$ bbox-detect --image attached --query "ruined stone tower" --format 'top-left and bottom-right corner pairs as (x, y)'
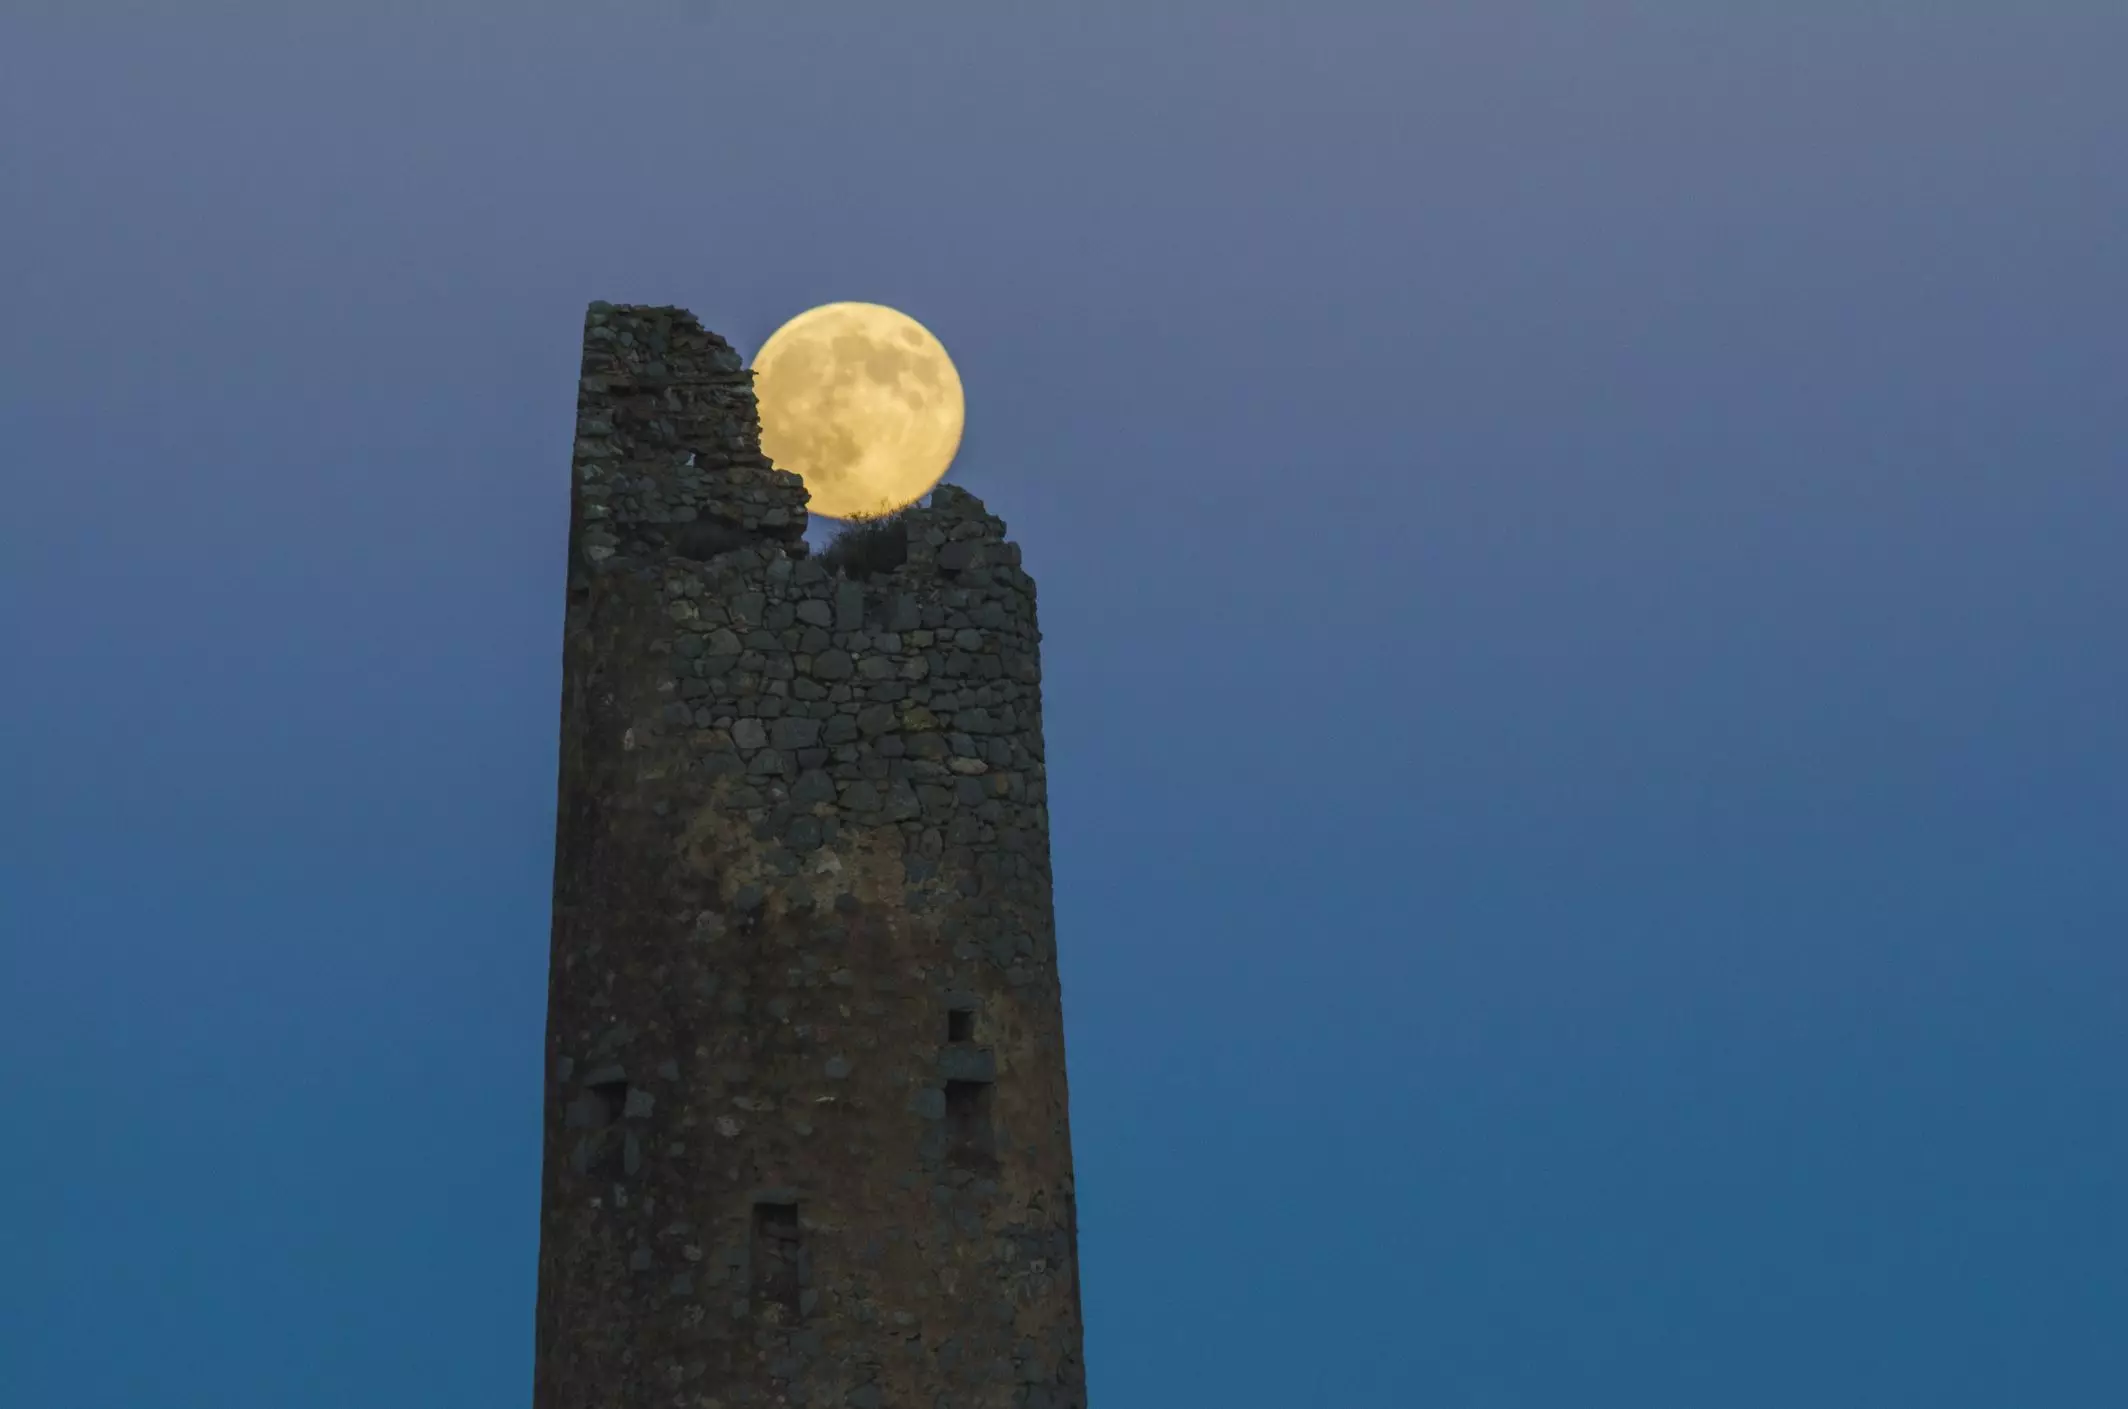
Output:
(533, 303), (1087, 1409)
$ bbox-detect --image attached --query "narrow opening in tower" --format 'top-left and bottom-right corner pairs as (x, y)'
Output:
(590, 1079), (628, 1126)
(751, 1202), (803, 1320)
(944, 1080), (995, 1170)
(947, 1007), (976, 1043)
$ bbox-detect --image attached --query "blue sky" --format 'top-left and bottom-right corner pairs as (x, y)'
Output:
(3, 4), (2125, 1405)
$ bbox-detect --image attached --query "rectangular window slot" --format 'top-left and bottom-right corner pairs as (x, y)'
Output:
(944, 1079), (996, 1170)
(751, 1202), (803, 1320)
(947, 1007), (976, 1043)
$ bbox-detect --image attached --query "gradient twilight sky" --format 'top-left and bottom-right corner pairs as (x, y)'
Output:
(3, 5), (2125, 1405)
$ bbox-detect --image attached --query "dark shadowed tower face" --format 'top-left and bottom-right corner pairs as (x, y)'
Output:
(534, 303), (1087, 1409)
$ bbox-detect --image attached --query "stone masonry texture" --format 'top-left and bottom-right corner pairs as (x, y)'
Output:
(533, 303), (1088, 1409)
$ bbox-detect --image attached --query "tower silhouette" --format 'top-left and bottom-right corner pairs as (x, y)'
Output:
(533, 304), (1088, 1409)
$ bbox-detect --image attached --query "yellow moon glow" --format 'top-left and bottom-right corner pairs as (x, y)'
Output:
(752, 302), (965, 521)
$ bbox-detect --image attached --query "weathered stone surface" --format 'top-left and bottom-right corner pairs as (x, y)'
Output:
(536, 303), (1085, 1409)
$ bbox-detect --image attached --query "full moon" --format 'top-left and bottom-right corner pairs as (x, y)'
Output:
(751, 302), (965, 521)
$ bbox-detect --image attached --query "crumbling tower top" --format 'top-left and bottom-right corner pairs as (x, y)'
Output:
(570, 302), (809, 574)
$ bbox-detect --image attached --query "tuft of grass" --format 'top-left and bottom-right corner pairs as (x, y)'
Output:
(819, 510), (910, 579)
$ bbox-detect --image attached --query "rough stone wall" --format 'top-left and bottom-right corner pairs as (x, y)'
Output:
(535, 303), (1087, 1409)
